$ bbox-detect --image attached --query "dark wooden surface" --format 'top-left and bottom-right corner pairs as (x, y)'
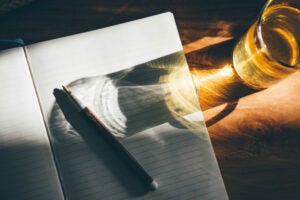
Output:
(1, 0), (299, 199)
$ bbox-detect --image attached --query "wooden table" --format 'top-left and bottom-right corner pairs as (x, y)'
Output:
(1, 0), (299, 199)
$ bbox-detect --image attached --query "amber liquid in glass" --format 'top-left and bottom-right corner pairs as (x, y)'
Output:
(233, 5), (300, 89)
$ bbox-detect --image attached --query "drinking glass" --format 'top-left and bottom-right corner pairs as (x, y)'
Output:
(233, 0), (300, 89)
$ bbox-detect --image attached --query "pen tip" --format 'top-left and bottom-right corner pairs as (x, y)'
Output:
(62, 85), (71, 94)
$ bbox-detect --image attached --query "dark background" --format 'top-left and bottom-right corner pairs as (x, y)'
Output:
(1, 0), (300, 199)
(0, 0), (264, 44)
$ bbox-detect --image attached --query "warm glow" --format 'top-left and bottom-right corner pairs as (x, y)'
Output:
(191, 64), (235, 87)
(183, 36), (232, 54)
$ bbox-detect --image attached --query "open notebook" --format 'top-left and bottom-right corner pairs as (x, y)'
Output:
(0, 13), (228, 200)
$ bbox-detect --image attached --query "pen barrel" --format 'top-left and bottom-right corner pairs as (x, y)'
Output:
(81, 107), (154, 187)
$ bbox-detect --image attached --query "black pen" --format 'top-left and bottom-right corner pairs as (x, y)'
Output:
(61, 85), (158, 191)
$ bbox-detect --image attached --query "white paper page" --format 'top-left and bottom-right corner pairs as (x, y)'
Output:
(26, 13), (228, 200)
(0, 47), (64, 199)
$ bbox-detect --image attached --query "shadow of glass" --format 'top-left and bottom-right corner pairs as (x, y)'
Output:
(49, 51), (207, 199)
(54, 52), (201, 138)
(186, 39), (257, 126)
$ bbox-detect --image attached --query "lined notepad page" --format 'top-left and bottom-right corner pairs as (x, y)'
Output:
(26, 13), (228, 199)
(0, 48), (64, 199)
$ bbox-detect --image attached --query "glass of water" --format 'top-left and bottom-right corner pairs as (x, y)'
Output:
(233, 0), (300, 89)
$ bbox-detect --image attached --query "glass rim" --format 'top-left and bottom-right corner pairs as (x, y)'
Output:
(255, 0), (300, 69)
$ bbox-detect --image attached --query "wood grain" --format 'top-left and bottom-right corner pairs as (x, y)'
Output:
(1, 0), (299, 199)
